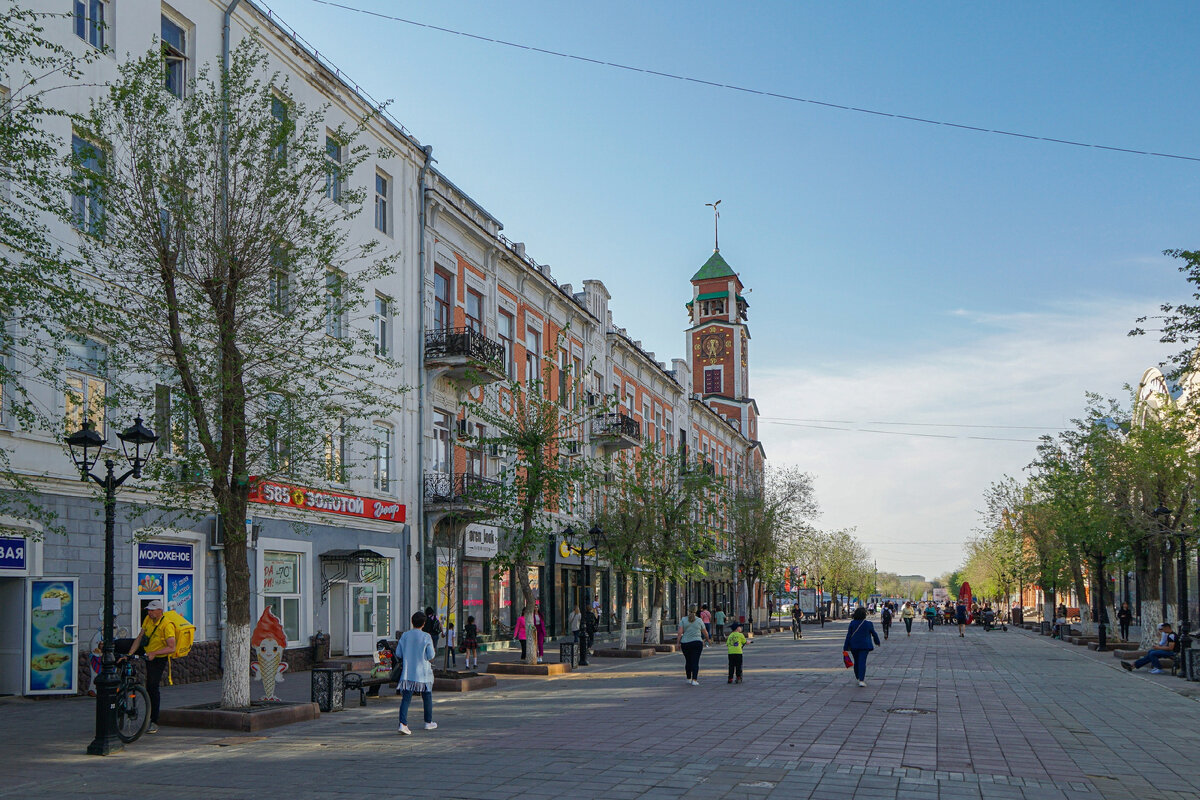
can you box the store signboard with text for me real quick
[249,478,405,523]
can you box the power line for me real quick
[761,419,1039,443]
[309,0,1200,164]
[761,416,1063,431]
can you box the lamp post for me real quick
[561,525,604,666]
[66,417,157,756]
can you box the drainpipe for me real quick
[416,145,434,614]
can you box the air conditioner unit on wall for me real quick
[212,515,258,550]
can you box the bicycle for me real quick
[114,654,151,743]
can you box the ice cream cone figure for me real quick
[251,607,289,700]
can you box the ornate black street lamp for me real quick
[561,525,605,665]
[66,417,157,756]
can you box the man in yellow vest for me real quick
[127,599,177,734]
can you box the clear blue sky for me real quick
[265,0,1198,577]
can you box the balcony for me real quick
[424,326,506,384]
[590,412,640,451]
[423,471,502,521]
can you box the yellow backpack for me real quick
[163,609,196,685]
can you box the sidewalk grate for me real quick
[887,707,933,715]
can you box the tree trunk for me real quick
[1136,538,1164,649]
[1069,553,1094,636]
[220,509,251,709]
[1042,587,1056,628]
[618,602,629,650]
[647,575,665,644]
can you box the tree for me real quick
[593,441,720,644]
[0,3,106,532]
[464,339,599,663]
[727,465,818,626]
[72,40,401,707]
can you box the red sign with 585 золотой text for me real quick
[248,478,405,523]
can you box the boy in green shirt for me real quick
[726,622,749,684]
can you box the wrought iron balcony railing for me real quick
[424,326,505,365]
[590,412,640,441]
[423,471,502,503]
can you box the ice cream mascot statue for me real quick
[250,607,289,700]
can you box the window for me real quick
[325,417,346,483]
[74,0,108,50]
[374,294,391,357]
[65,337,106,437]
[432,411,451,473]
[465,288,483,334]
[161,15,188,99]
[498,310,515,378]
[270,95,289,163]
[325,135,344,203]
[154,383,191,456]
[263,551,302,645]
[374,171,390,234]
[558,350,569,407]
[368,561,391,637]
[373,423,394,492]
[265,410,291,473]
[624,384,634,413]
[268,247,290,314]
[704,367,722,394]
[433,270,452,333]
[524,328,541,385]
[700,298,726,317]
[325,269,346,339]
[71,134,104,235]
[466,423,486,478]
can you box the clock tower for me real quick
[686,248,758,441]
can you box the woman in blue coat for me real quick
[843,606,881,687]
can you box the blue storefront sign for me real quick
[0,537,26,571]
[137,543,193,570]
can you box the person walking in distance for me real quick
[726,621,749,684]
[533,604,547,664]
[125,599,177,734]
[955,599,969,637]
[714,606,727,642]
[422,606,443,657]
[462,615,479,670]
[880,603,893,640]
[514,607,529,660]
[843,606,881,687]
[700,605,713,639]
[569,604,584,656]
[1117,602,1133,642]
[901,601,916,636]
[924,602,937,631]
[677,606,711,685]
[396,610,437,735]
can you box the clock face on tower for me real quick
[701,332,725,359]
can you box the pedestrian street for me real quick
[2,620,1197,800]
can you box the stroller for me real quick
[981,608,996,631]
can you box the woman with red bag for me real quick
[842,606,881,687]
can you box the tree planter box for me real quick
[644,644,677,653]
[433,673,497,692]
[592,647,655,658]
[486,661,571,676]
[1090,642,1138,651]
[160,701,320,732]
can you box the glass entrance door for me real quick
[348,582,376,655]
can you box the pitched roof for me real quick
[691,250,736,282]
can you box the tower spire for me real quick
[705,199,721,252]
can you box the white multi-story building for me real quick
[0,0,765,696]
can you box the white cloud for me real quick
[755,299,1175,578]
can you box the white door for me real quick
[347,583,377,655]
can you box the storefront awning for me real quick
[319,549,388,599]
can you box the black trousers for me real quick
[727,652,743,680]
[681,641,703,679]
[520,638,527,659]
[1120,621,1131,641]
[146,656,168,723]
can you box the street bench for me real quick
[343,672,392,706]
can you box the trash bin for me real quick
[311,665,345,712]
[558,641,578,668]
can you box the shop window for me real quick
[136,541,196,624]
[368,561,391,638]
[464,562,484,622]
[263,550,302,645]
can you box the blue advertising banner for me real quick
[28,579,76,694]
[0,537,26,571]
[137,542,193,571]
[167,573,193,624]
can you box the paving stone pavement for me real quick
[2,620,1198,799]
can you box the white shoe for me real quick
[424,722,438,730]
[693,680,700,685]
[1150,668,1163,674]
[398,725,412,735]
[537,658,543,663]
[857,680,866,687]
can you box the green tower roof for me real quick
[691,250,736,282]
